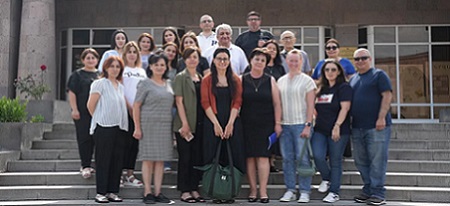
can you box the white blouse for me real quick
[89,78,128,134]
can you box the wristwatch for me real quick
[305,122,312,127]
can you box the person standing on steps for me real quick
[350,48,392,206]
[67,48,100,179]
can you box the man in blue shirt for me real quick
[349,48,392,206]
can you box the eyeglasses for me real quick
[247,18,261,21]
[325,46,339,51]
[354,56,370,62]
[324,68,338,73]
[201,19,212,23]
[215,57,229,62]
[219,32,231,36]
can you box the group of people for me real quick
[67,10,393,206]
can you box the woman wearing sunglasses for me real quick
[311,60,352,203]
[312,39,356,81]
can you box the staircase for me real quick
[0,123,449,204]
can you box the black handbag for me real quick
[195,140,243,200]
[296,138,317,177]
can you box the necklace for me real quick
[249,76,262,92]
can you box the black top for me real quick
[315,82,352,136]
[67,69,99,115]
[243,64,286,81]
[235,29,274,58]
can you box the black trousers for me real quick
[74,114,94,168]
[175,122,203,192]
[122,114,139,170]
[93,125,126,195]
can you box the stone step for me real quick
[391,124,450,140]
[0,199,449,206]
[43,131,76,140]
[1,171,449,187]
[0,184,449,202]
[18,148,450,161]
[7,159,450,174]
[31,140,77,149]
[52,123,75,132]
[389,140,450,149]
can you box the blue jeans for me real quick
[351,127,391,199]
[311,131,349,194]
[280,124,312,193]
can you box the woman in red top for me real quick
[200,48,245,204]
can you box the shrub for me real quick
[0,97,28,122]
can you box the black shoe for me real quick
[260,197,270,203]
[270,165,279,172]
[248,196,258,202]
[354,193,370,203]
[154,193,171,203]
[367,197,386,205]
[143,194,156,204]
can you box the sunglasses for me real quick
[354,56,370,61]
[324,68,338,72]
[325,46,339,51]
[201,20,212,23]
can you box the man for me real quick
[235,11,274,58]
[280,30,311,74]
[203,23,248,75]
[349,48,393,206]
[197,14,217,53]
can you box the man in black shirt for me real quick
[235,11,274,58]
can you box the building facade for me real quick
[1,0,450,122]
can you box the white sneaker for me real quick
[297,193,310,203]
[318,180,330,193]
[279,191,296,202]
[323,192,339,203]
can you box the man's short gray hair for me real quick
[216,24,232,36]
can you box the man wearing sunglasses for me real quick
[235,11,274,58]
[349,48,393,206]
[197,14,218,53]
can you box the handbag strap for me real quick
[208,140,223,196]
[226,139,236,198]
[299,138,315,167]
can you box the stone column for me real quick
[17,0,56,100]
[0,0,21,97]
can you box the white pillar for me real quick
[17,0,56,99]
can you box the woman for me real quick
[67,48,99,179]
[121,41,146,187]
[263,40,286,80]
[311,60,352,203]
[162,27,181,49]
[277,49,316,203]
[240,48,282,203]
[133,54,174,204]
[312,38,356,81]
[162,42,180,81]
[178,31,210,76]
[201,48,245,204]
[98,30,128,72]
[137,33,156,70]
[173,47,205,203]
[87,56,128,203]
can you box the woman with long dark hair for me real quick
[98,30,128,72]
[311,60,352,203]
[200,48,245,204]
[162,27,181,49]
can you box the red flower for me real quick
[40,64,47,71]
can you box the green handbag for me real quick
[195,140,243,200]
[297,138,317,177]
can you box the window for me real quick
[362,25,450,121]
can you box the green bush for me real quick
[0,97,28,122]
[30,114,45,123]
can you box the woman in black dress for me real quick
[200,48,245,203]
[241,48,282,203]
[67,48,99,179]
[262,40,286,80]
